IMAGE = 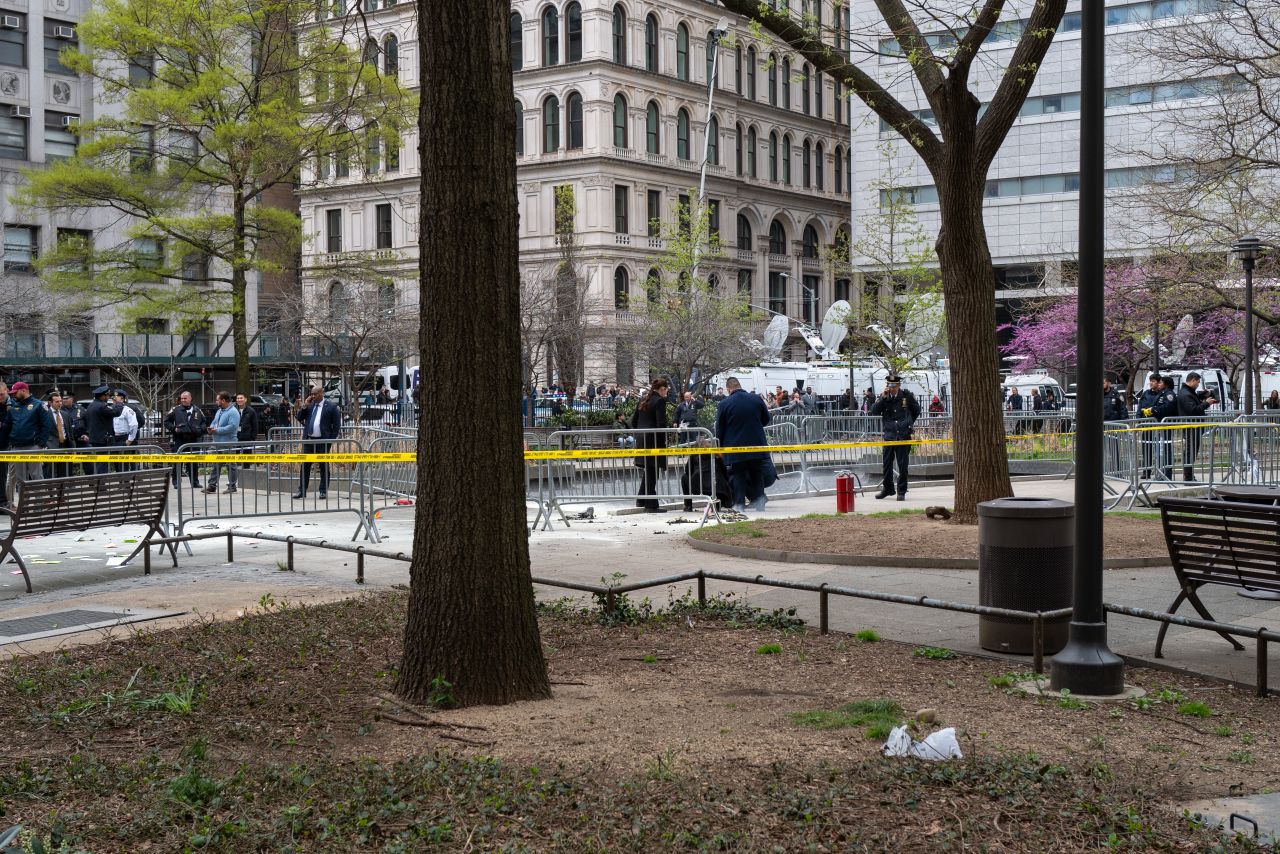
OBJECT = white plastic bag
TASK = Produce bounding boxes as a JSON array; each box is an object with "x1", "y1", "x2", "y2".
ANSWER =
[{"x1": 882, "y1": 725, "x2": 962, "y2": 761}]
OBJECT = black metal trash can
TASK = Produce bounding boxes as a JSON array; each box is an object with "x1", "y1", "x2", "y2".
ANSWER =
[{"x1": 977, "y1": 497, "x2": 1073, "y2": 655}]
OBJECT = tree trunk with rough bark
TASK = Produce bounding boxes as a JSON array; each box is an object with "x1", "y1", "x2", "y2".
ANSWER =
[{"x1": 396, "y1": 0, "x2": 550, "y2": 708}]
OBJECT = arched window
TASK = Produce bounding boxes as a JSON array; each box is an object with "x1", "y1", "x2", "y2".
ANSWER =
[
  {"x1": 614, "y1": 266, "x2": 630, "y2": 309},
  {"x1": 542, "y1": 95, "x2": 560, "y2": 152},
  {"x1": 566, "y1": 91, "x2": 584, "y2": 150},
  {"x1": 515, "y1": 100, "x2": 524, "y2": 155},
  {"x1": 646, "y1": 268, "x2": 661, "y2": 303},
  {"x1": 746, "y1": 46, "x2": 757, "y2": 99},
  {"x1": 834, "y1": 145, "x2": 844, "y2": 195},
  {"x1": 541, "y1": 6, "x2": 559, "y2": 66},
  {"x1": 781, "y1": 58, "x2": 791, "y2": 109},
  {"x1": 328, "y1": 281, "x2": 349, "y2": 319},
  {"x1": 613, "y1": 94, "x2": 628, "y2": 148},
  {"x1": 768, "y1": 131, "x2": 778, "y2": 181},
  {"x1": 801, "y1": 139, "x2": 811, "y2": 188},
  {"x1": 735, "y1": 123, "x2": 744, "y2": 175},
  {"x1": 747, "y1": 126, "x2": 757, "y2": 177},
  {"x1": 733, "y1": 45, "x2": 742, "y2": 93},
  {"x1": 644, "y1": 14, "x2": 658, "y2": 72},
  {"x1": 705, "y1": 30, "x2": 718, "y2": 85},
  {"x1": 782, "y1": 133, "x2": 792, "y2": 184},
  {"x1": 366, "y1": 120, "x2": 381, "y2": 173},
  {"x1": 768, "y1": 53, "x2": 778, "y2": 105},
  {"x1": 383, "y1": 34, "x2": 399, "y2": 78},
  {"x1": 801, "y1": 64, "x2": 811, "y2": 114},
  {"x1": 768, "y1": 220, "x2": 786, "y2": 255},
  {"x1": 565, "y1": 2, "x2": 582, "y2": 62},
  {"x1": 363, "y1": 37, "x2": 378, "y2": 71},
  {"x1": 646, "y1": 101, "x2": 660, "y2": 154},
  {"x1": 803, "y1": 224, "x2": 819, "y2": 258},
  {"x1": 676, "y1": 108, "x2": 690, "y2": 160},
  {"x1": 814, "y1": 70, "x2": 823, "y2": 118},
  {"x1": 676, "y1": 23, "x2": 689, "y2": 80},
  {"x1": 737, "y1": 214, "x2": 752, "y2": 250},
  {"x1": 612, "y1": 5, "x2": 627, "y2": 64},
  {"x1": 815, "y1": 141, "x2": 825, "y2": 191},
  {"x1": 707, "y1": 115, "x2": 719, "y2": 165},
  {"x1": 834, "y1": 80, "x2": 841, "y2": 124},
  {"x1": 510, "y1": 13, "x2": 523, "y2": 72}
]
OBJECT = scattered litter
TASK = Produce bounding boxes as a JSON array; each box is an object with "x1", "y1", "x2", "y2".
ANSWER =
[
  {"x1": 666, "y1": 517, "x2": 695, "y2": 525},
  {"x1": 394, "y1": 499, "x2": 413, "y2": 506},
  {"x1": 9, "y1": 570, "x2": 22, "y2": 575},
  {"x1": 105, "y1": 544, "x2": 117, "y2": 548},
  {"x1": 123, "y1": 538, "x2": 138, "y2": 544},
  {"x1": 105, "y1": 558, "x2": 127, "y2": 567},
  {"x1": 718, "y1": 510, "x2": 750, "y2": 522},
  {"x1": 883, "y1": 726, "x2": 962, "y2": 761},
  {"x1": 74, "y1": 535, "x2": 89, "y2": 542},
  {"x1": 570, "y1": 507, "x2": 595, "y2": 521}
]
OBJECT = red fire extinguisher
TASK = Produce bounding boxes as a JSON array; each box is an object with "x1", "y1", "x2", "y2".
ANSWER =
[{"x1": 835, "y1": 472, "x2": 855, "y2": 514}]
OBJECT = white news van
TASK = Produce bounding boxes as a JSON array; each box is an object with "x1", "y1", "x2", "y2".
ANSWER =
[
  {"x1": 1001, "y1": 374, "x2": 1066, "y2": 409},
  {"x1": 708, "y1": 363, "x2": 809, "y2": 396},
  {"x1": 806, "y1": 363, "x2": 950, "y2": 403}
]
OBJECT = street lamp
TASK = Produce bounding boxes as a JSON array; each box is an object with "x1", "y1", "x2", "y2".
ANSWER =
[
  {"x1": 691, "y1": 17, "x2": 730, "y2": 284},
  {"x1": 1233, "y1": 236, "x2": 1262, "y2": 415},
  {"x1": 1049, "y1": 0, "x2": 1125, "y2": 696}
]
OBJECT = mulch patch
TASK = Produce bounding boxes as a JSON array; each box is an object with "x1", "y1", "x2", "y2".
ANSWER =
[
  {"x1": 0, "y1": 590, "x2": 1271, "y2": 851},
  {"x1": 693, "y1": 511, "x2": 1171, "y2": 561}
]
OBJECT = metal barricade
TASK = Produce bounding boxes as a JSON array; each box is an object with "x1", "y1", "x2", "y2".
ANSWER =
[
  {"x1": 1208, "y1": 422, "x2": 1280, "y2": 490},
  {"x1": 797, "y1": 415, "x2": 881, "y2": 494},
  {"x1": 762, "y1": 422, "x2": 810, "y2": 496},
  {"x1": 1005, "y1": 413, "x2": 1075, "y2": 477},
  {"x1": 171, "y1": 437, "x2": 378, "y2": 542},
  {"x1": 541, "y1": 427, "x2": 719, "y2": 527},
  {"x1": 1100, "y1": 420, "x2": 1142, "y2": 509}
]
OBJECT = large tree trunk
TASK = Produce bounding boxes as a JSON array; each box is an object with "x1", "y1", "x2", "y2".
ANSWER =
[
  {"x1": 396, "y1": 0, "x2": 550, "y2": 707},
  {"x1": 231, "y1": 198, "x2": 252, "y2": 393},
  {"x1": 935, "y1": 164, "x2": 1013, "y2": 524}
]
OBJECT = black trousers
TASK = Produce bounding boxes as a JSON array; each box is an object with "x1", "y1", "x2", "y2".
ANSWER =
[
  {"x1": 729, "y1": 459, "x2": 765, "y2": 507},
  {"x1": 0, "y1": 461, "x2": 7, "y2": 506},
  {"x1": 636, "y1": 459, "x2": 661, "y2": 509},
  {"x1": 882, "y1": 444, "x2": 911, "y2": 495},
  {"x1": 90, "y1": 443, "x2": 113, "y2": 474},
  {"x1": 299, "y1": 441, "x2": 331, "y2": 492},
  {"x1": 1182, "y1": 430, "x2": 1202, "y2": 479}
]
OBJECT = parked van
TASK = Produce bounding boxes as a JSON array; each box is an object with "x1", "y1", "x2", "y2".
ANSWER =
[
  {"x1": 1143, "y1": 367, "x2": 1234, "y2": 413},
  {"x1": 1001, "y1": 373, "x2": 1065, "y2": 410},
  {"x1": 708, "y1": 363, "x2": 809, "y2": 396}
]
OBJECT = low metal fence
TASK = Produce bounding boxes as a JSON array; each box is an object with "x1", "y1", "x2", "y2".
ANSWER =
[
  {"x1": 762, "y1": 422, "x2": 810, "y2": 496},
  {"x1": 1208, "y1": 422, "x2": 1280, "y2": 492}
]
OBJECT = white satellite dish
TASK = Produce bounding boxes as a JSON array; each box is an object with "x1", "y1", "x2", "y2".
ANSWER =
[
  {"x1": 761, "y1": 314, "x2": 789, "y2": 360},
  {"x1": 867, "y1": 322, "x2": 895, "y2": 353},
  {"x1": 821, "y1": 300, "x2": 851, "y2": 354},
  {"x1": 1169, "y1": 314, "x2": 1193, "y2": 364}
]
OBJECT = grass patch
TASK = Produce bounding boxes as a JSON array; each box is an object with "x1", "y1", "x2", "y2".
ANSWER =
[
  {"x1": 988, "y1": 671, "x2": 1042, "y2": 689},
  {"x1": 1057, "y1": 690, "x2": 1087, "y2": 710},
  {"x1": 853, "y1": 629, "x2": 881, "y2": 643},
  {"x1": 1107, "y1": 511, "x2": 1162, "y2": 520},
  {"x1": 913, "y1": 646, "x2": 957, "y2": 661},
  {"x1": 790, "y1": 698, "x2": 903, "y2": 739},
  {"x1": 755, "y1": 643, "x2": 782, "y2": 655},
  {"x1": 690, "y1": 521, "x2": 766, "y2": 539},
  {"x1": 864, "y1": 509, "x2": 925, "y2": 518},
  {"x1": 1177, "y1": 701, "x2": 1213, "y2": 718}
]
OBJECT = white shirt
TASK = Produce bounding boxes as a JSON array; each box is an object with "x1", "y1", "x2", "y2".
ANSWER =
[
  {"x1": 309, "y1": 402, "x2": 324, "y2": 438},
  {"x1": 113, "y1": 404, "x2": 139, "y2": 440}
]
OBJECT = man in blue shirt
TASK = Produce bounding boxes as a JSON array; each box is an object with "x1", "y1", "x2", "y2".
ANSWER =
[{"x1": 204, "y1": 391, "x2": 241, "y2": 494}]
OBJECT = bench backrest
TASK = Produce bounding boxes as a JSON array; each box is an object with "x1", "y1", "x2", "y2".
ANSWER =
[
  {"x1": 1157, "y1": 496, "x2": 1280, "y2": 594},
  {"x1": 11, "y1": 469, "x2": 170, "y2": 538}
]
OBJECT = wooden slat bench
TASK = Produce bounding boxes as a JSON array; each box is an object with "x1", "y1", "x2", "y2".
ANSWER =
[
  {"x1": 1155, "y1": 496, "x2": 1280, "y2": 657},
  {"x1": 0, "y1": 468, "x2": 174, "y2": 593}
]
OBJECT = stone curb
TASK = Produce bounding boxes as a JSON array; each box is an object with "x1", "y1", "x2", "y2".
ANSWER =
[{"x1": 686, "y1": 534, "x2": 1171, "y2": 569}]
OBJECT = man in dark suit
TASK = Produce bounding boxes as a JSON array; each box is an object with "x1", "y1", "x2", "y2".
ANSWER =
[
  {"x1": 293, "y1": 385, "x2": 342, "y2": 499},
  {"x1": 44, "y1": 393, "x2": 78, "y2": 478},
  {"x1": 78, "y1": 385, "x2": 122, "y2": 475},
  {"x1": 714, "y1": 377, "x2": 772, "y2": 512}
]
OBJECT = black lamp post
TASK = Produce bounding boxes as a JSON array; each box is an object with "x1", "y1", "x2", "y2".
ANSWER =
[
  {"x1": 1233, "y1": 236, "x2": 1261, "y2": 415},
  {"x1": 1050, "y1": 0, "x2": 1125, "y2": 696}
]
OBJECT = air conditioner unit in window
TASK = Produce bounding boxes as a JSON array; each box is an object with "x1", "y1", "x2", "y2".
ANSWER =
[
  {"x1": 53, "y1": 25, "x2": 76, "y2": 39},
  {"x1": 9, "y1": 105, "x2": 30, "y2": 118},
  {"x1": 0, "y1": 16, "x2": 20, "y2": 29},
  {"x1": 60, "y1": 115, "x2": 76, "y2": 127}
]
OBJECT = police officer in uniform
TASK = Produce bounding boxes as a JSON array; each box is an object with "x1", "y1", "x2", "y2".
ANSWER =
[
  {"x1": 1102, "y1": 378, "x2": 1130, "y2": 421},
  {"x1": 870, "y1": 374, "x2": 921, "y2": 501},
  {"x1": 1135, "y1": 374, "x2": 1166, "y2": 478},
  {"x1": 1175, "y1": 372, "x2": 1216, "y2": 482},
  {"x1": 78, "y1": 385, "x2": 123, "y2": 474}
]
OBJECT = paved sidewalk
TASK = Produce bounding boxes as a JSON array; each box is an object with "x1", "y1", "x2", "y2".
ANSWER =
[{"x1": 2, "y1": 480, "x2": 1276, "y2": 692}]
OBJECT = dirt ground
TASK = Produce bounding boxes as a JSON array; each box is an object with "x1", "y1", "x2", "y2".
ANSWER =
[
  {"x1": 0, "y1": 591, "x2": 1273, "y2": 851},
  {"x1": 694, "y1": 511, "x2": 1170, "y2": 560}
]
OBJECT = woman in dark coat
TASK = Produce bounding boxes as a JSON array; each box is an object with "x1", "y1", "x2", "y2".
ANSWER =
[{"x1": 633, "y1": 377, "x2": 671, "y2": 511}]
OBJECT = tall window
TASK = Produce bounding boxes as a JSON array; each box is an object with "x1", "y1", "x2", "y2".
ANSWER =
[
  {"x1": 737, "y1": 214, "x2": 752, "y2": 251},
  {"x1": 802, "y1": 224, "x2": 819, "y2": 258},
  {"x1": 815, "y1": 141, "x2": 825, "y2": 190},
  {"x1": 768, "y1": 271, "x2": 786, "y2": 315},
  {"x1": 738, "y1": 270, "x2": 752, "y2": 295},
  {"x1": 386, "y1": 136, "x2": 399, "y2": 172},
  {"x1": 734, "y1": 123, "x2": 743, "y2": 175},
  {"x1": 782, "y1": 58, "x2": 791, "y2": 109},
  {"x1": 334, "y1": 132, "x2": 351, "y2": 177},
  {"x1": 375, "y1": 203, "x2": 392, "y2": 249},
  {"x1": 768, "y1": 219, "x2": 786, "y2": 254},
  {"x1": 644, "y1": 14, "x2": 658, "y2": 71},
  {"x1": 802, "y1": 274, "x2": 819, "y2": 323},
  {"x1": 325, "y1": 209, "x2": 342, "y2": 252},
  {"x1": 614, "y1": 266, "x2": 629, "y2": 308},
  {"x1": 613, "y1": 94, "x2": 628, "y2": 147},
  {"x1": 515, "y1": 100, "x2": 524, "y2": 155},
  {"x1": 747, "y1": 127, "x2": 757, "y2": 177},
  {"x1": 366, "y1": 122, "x2": 381, "y2": 173},
  {"x1": 543, "y1": 95, "x2": 560, "y2": 152},
  {"x1": 645, "y1": 101, "x2": 660, "y2": 154},
  {"x1": 363, "y1": 37, "x2": 378, "y2": 71},
  {"x1": 565, "y1": 2, "x2": 582, "y2": 62},
  {"x1": 614, "y1": 185, "x2": 629, "y2": 233},
  {"x1": 0, "y1": 13, "x2": 25, "y2": 67},
  {"x1": 705, "y1": 31, "x2": 717, "y2": 85},
  {"x1": 801, "y1": 139, "x2": 811, "y2": 188},
  {"x1": 44, "y1": 112, "x2": 76, "y2": 160},
  {"x1": 834, "y1": 80, "x2": 841, "y2": 124},
  {"x1": 767, "y1": 131, "x2": 777, "y2": 181},
  {"x1": 676, "y1": 108, "x2": 690, "y2": 160},
  {"x1": 835, "y1": 278, "x2": 850, "y2": 302},
  {"x1": 707, "y1": 115, "x2": 719, "y2": 165},
  {"x1": 134, "y1": 237, "x2": 163, "y2": 272},
  {"x1": 767, "y1": 53, "x2": 777, "y2": 105},
  {"x1": 746, "y1": 46, "x2": 757, "y2": 99},
  {"x1": 647, "y1": 189, "x2": 660, "y2": 237},
  {"x1": 781, "y1": 134, "x2": 791, "y2": 184},
  {"x1": 384, "y1": 35, "x2": 398, "y2": 77},
  {"x1": 510, "y1": 13, "x2": 523, "y2": 71},
  {"x1": 676, "y1": 23, "x2": 689, "y2": 80},
  {"x1": 566, "y1": 92, "x2": 583, "y2": 150},
  {"x1": 541, "y1": 6, "x2": 559, "y2": 66},
  {"x1": 815, "y1": 70, "x2": 823, "y2": 118},
  {"x1": 646, "y1": 268, "x2": 661, "y2": 303},
  {"x1": 3, "y1": 225, "x2": 36, "y2": 272},
  {"x1": 612, "y1": 5, "x2": 626, "y2": 64},
  {"x1": 834, "y1": 146, "x2": 843, "y2": 195},
  {"x1": 708, "y1": 199, "x2": 720, "y2": 237},
  {"x1": 733, "y1": 46, "x2": 742, "y2": 93},
  {"x1": 801, "y1": 64, "x2": 811, "y2": 114},
  {"x1": 44, "y1": 19, "x2": 76, "y2": 76}
]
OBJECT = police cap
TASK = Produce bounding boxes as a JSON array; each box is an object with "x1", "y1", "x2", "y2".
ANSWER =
[{"x1": 92, "y1": 385, "x2": 110, "y2": 397}]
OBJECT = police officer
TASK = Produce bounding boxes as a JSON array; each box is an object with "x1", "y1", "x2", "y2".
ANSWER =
[
  {"x1": 1102, "y1": 378, "x2": 1130, "y2": 421},
  {"x1": 78, "y1": 385, "x2": 123, "y2": 475},
  {"x1": 1175, "y1": 372, "x2": 1216, "y2": 482},
  {"x1": 3, "y1": 382, "x2": 53, "y2": 508},
  {"x1": 1136, "y1": 374, "x2": 1163, "y2": 477},
  {"x1": 870, "y1": 374, "x2": 921, "y2": 501}
]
